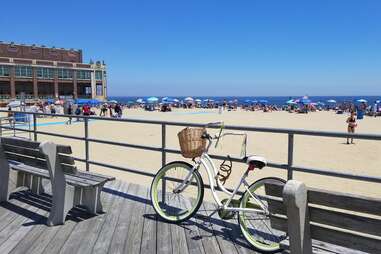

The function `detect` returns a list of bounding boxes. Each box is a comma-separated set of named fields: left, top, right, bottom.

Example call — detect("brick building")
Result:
left=0, top=41, right=107, bottom=103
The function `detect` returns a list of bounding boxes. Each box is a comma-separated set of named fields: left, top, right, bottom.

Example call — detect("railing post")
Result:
left=288, top=133, right=294, bottom=180
left=161, top=123, right=166, bottom=203
left=33, top=114, right=37, bottom=141
left=84, top=117, right=90, bottom=171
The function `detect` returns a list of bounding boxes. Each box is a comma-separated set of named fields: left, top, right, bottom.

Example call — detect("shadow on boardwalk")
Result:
left=0, top=180, right=274, bottom=254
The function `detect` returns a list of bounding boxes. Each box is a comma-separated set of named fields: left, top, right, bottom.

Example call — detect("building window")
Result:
left=0, top=66, right=10, bottom=77
left=85, top=86, right=92, bottom=95
left=95, top=71, right=102, bottom=80
left=76, top=70, right=91, bottom=80
left=36, top=67, right=55, bottom=79
left=96, top=84, right=103, bottom=96
left=57, top=68, right=73, bottom=79
left=15, top=65, right=33, bottom=77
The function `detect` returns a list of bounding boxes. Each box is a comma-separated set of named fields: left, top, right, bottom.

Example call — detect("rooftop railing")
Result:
left=1, top=110, right=381, bottom=186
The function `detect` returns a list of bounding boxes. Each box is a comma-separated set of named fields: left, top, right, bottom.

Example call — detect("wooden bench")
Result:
left=0, top=137, right=115, bottom=226
left=265, top=180, right=381, bottom=254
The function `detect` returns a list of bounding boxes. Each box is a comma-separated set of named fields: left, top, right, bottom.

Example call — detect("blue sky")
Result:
left=1, top=1, right=380, bottom=96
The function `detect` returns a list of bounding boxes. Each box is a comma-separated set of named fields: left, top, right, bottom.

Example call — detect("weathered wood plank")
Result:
left=75, top=181, right=123, bottom=254
left=310, top=224, right=381, bottom=254
left=107, top=183, right=139, bottom=254
left=91, top=182, right=131, bottom=254
left=0, top=193, right=49, bottom=254
left=308, top=188, right=381, bottom=216
left=309, top=206, right=381, bottom=237
left=2, top=144, right=74, bottom=165
left=124, top=185, right=148, bottom=254
left=156, top=214, right=172, bottom=254
left=0, top=137, right=72, bottom=154
left=192, top=206, right=221, bottom=254
left=202, top=202, right=239, bottom=254
left=0, top=195, right=41, bottom=249
left=140, top=200, right=157, bottom=254
left=60, top=181, right=122, bottom=254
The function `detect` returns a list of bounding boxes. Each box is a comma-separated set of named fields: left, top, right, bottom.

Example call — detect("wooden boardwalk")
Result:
left=0, top=180, right=277, bottom=254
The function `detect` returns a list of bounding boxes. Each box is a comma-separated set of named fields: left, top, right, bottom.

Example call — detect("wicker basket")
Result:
left=178, top=127, right=206, bottom=158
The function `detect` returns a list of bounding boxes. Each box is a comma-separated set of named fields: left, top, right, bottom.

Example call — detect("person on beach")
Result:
left=66, top=103, right=72, bottom=125
left=346, top=111, right=357, bottom=144
left=83, top=104, right=91, bottom=116
left=50, top=104, right=56, bottom=116
left=7, top=107, right=15, bottom=127
left=75, top=105, right=81, bottom=121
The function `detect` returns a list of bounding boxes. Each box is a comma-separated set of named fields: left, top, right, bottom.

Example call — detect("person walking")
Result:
left=346, top=111, right=357, bottom=144
left=66, top=103, right=73, bottom=125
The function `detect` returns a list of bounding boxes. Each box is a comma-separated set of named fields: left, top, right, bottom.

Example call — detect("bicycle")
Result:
left=150, top=122, right=286, bottom=252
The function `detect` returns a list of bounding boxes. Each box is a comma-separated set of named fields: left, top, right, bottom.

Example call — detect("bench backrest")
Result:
left=0, top=137, right=77, bottom=175
left=265, top=181, right=381, bottom=253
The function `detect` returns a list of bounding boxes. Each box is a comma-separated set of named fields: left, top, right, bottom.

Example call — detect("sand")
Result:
left=3, top=108, right=381, bottom=199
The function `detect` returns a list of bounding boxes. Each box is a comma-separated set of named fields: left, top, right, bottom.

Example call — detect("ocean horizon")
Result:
left=109, top=95, right=381, bottom=106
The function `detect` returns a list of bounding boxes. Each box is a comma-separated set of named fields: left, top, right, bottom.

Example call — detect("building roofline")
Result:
left=0, top=41, right=82, bottom=52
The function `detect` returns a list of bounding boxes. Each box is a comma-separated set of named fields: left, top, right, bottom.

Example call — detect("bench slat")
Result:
left=310, top=224, right=381, bottom=254
left=10, top=164, right=104, bottom=187
left=308, top=188, right=381, bottom=216
left=2, top=144, right=75, bottom=165
left=75, top=171, right=115, bottom=183
left=0, top=137, right=72, bottom=154
left=310, top=206, right=381, bottom=237
left=5, top=152, right=77, bottom=174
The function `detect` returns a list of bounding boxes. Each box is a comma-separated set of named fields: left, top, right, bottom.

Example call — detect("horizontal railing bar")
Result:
left=1, top=110, right=381, bottom=140
left=76, top=157, right=241, bottom=193
left=87, top=138, right=162, bottom=152
left=290, top=166, right=381, bottom=184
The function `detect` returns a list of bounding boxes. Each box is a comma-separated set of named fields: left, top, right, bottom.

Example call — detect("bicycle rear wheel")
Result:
left=150, top=161, right=204, bottom=223
left=239, top=177, right=286, bottom=253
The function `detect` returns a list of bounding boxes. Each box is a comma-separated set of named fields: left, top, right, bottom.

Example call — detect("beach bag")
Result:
left=178, top=127, right=206, bottom=158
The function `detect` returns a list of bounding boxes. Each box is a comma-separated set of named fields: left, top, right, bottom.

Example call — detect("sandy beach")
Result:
left=3, top=108, right=381, bottom=199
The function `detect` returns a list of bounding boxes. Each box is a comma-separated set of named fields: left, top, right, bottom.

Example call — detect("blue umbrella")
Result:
left=244, top=99, right=252, bottom=103
left=259, top=99, right=268, bottom=104
left=356, top=99, right=367, bottom=103
left=147, top=97, right=159, bottom=103
left=136, top=98, right=144, bottom=103
left=300, top=98, right=312, bottom=104
left=327, top=99, right=336, bottom=103
left=286, top=99, right=297, bottom=105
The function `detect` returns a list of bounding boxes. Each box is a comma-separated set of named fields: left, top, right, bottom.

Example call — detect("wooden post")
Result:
left=283, top=180, right=312, bottom=254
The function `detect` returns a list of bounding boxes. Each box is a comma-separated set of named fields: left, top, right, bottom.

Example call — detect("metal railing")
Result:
left=1, top=110, right=381, bottom=185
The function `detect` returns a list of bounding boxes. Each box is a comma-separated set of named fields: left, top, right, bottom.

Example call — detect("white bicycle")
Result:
left=150, top=122, right=286, bottom=252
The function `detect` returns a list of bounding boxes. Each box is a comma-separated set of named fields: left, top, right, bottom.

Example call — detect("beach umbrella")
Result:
left=244, top=99, right=252, bottom=103
left=259, top=99, right=268, bottom=104
left=376, top=100, right=380, bottom=104
left=146, top=97, right=159, bottom=103
left=173, top=98, right=179, bottom=102
left=161, top=97, right=168, bottom=102
left=46, top=99, right=55, bottom=104
left=195, top=99, right=202, bottom=103
left=327, top=99, right=336, bottom=103
left=356, top=99, right=367, bottom=103
left=108, top=100, right=118, bottom=104
left=184, top=97, right=194, bottom=101
left=286, top=99, right=296, bottom=105
left=136, top=98, right=144, bottom=103
left=300, top=98, right=312, bottom=104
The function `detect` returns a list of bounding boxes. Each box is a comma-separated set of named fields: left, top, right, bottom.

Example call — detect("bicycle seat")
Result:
left=243, top=155, right=267, bottom=169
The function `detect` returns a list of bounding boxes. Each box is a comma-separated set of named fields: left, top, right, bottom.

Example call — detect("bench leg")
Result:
left=82, top=185, right=104, bottom=214
left=30, top=176, right=44, bottom=195
left=47, top=184, right=75, bottom=226
left=0, top=165, right=9, bottom=202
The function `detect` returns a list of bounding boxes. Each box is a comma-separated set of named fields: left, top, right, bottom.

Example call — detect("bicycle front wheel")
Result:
left=239, top=177, right=286, bottom=253
left=150, top=161, right=204, bottom=223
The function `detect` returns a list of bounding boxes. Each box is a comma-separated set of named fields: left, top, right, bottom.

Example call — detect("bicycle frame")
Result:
left=174, top=152, right=269, bottom=215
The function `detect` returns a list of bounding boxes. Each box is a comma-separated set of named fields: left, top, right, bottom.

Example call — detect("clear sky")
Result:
left=1, top=1, right=380, bottom=96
